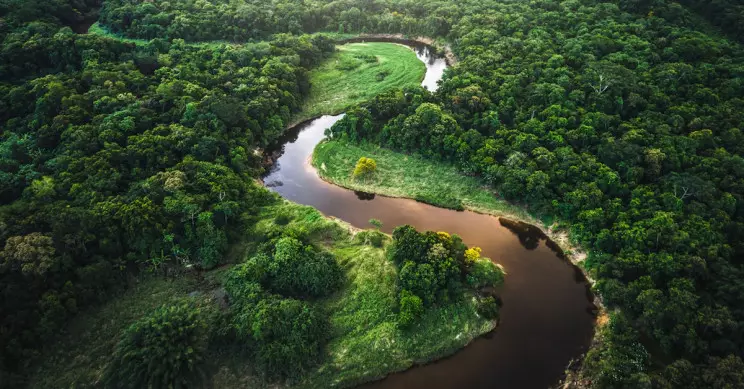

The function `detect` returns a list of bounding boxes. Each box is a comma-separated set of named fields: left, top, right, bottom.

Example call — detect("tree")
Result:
left=103, top=300, right=210, bottom=389
left=0, top=233, right=56, bottom=276
left=398, top=289, right=424, bottom=328
left=353, top=157, right=377, bottom=179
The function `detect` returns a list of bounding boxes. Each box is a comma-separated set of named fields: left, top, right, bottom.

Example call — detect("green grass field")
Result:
left=31, top=200, right=496, bottom=389
left=313, top=140, right=541, bottom=223
left=295, top=42, right=426, bottom=123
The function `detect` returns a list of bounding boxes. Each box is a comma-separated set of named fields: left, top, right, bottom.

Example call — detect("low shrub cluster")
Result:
left=224, top=236, right=343, bottom=378
left=389, top=225, right=503, bottom=327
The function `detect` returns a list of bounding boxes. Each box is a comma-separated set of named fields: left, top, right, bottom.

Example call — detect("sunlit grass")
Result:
left=295, top=42, right=425, bottom=123
left=312, top=140, right=539, bottom=222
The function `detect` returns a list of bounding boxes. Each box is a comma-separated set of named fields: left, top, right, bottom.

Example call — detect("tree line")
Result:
left=321, top=1, right=744, bottom=387
left=0, top=0, right=335, bottom=383
left=3, top=0, right=744, bottom=387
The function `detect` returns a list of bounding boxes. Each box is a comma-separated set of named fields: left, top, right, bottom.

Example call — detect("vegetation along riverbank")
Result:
left=30, top=199, right=504, bottom=389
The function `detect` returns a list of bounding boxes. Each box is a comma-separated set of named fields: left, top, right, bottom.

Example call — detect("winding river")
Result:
left=264, top=44, right=595, bottom=389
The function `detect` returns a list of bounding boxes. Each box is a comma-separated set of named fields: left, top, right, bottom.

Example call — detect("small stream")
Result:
left=263, top=44, right=595, bottom=389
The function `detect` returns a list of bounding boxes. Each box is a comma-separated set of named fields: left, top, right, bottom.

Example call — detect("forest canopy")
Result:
left=3, top=0, right=744, bottom=388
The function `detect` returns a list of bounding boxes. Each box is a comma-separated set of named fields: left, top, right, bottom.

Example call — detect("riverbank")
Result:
left=311, top=140, right=606, bottom=387
left=311, top=139, right=601, bottom=294
left=30, top=199, right=502, bottom=389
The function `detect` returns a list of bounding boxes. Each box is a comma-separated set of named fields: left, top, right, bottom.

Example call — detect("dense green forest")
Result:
left=2, top=0, right=744, bottom=387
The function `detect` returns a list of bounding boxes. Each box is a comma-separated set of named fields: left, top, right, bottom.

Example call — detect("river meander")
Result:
left=263, top=43, right=595, bottom=389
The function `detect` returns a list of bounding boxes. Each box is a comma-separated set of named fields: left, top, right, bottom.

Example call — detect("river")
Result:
left=263, top=43, right=595, bottom=389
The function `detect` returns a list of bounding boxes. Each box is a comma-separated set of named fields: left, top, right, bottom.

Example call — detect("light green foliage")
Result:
left=102, top=299, right=210, bottom=389
left=297, top=43, right=425, bottom=122
left=467, top=258, right=505, bottom=289
left=312, top=140, right=534, bottom=219
left=352, top=156, right=377, bottom=178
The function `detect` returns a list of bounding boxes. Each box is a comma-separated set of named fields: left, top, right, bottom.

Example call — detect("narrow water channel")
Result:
left=263, top=44, right=595, bottom=389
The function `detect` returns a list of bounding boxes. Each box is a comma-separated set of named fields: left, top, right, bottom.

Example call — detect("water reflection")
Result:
left=355, top=191, right=376, bottom=200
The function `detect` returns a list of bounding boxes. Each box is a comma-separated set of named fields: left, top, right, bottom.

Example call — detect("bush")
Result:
left=268, top=237, right=342, bottom=298
left=224, top=257, right=269, bottom=310
left=103, top=300, right=209, bottom=389
left=354, top=230, right=386, bottom=247
left=233, top=297, right=328, bottom=378
left=398, top=289, right=424, bottom=328
left=467, top=258, right=505, bottom=289
left=376, top=70, right=391, bottom=81
left=354, top=53, right=378, bottom=63
left=476, top=296, right=500, bottom=320
left=274, top=212, right=291, bottom=225
left=352, top=157, right=377, bottom=178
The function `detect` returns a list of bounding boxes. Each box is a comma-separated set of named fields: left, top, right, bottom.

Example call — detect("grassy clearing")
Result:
left=32, top=199, right=495, bottom=389
left=295, top=42, right=425, bottom=123
left=313, top=140, right=539, bottom=223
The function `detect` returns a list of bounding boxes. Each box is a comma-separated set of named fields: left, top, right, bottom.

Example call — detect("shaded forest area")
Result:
left=2, top=0, right=744, bottom=388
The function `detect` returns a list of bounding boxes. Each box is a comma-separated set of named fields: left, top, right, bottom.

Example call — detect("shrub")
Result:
left=268, top=237, right=342, bottom=298
left=103, top=300, right=209, bottom=389
left=233, top=297, right=328, bottom=378
left=352, top=157, right=377, bottom=178
left=376, top=70, right=391, bottom=81
left=224, top=257, right=269, bottom=310
left=368, top=218, right=383, bottom=229
left=354, top=230, right=386, bottom=247
left=354, top=53, right=378, bottom=63
left=466, top=258, right=505, bottom=289
left=476, top=296, right=500, bottom=320
left=274, top=211, right=291, bottom=225
left=398, top=289, right=424, bottom=328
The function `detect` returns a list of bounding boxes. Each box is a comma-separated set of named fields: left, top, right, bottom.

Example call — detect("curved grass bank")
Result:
left=296, top=42, right=426, bottom=124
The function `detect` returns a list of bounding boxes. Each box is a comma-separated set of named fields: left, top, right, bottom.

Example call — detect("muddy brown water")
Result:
left=263, top=44, right=595, bottom=389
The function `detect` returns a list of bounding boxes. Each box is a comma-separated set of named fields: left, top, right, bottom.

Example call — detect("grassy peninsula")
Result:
left=296, top=42, right=426, bottom=123
left=312, top=140, right=539, bottom=223
left=31, top=200, right=501, bottom=389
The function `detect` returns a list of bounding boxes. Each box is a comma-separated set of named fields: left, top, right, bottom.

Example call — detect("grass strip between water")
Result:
left=312, top=139, right=540, bottom=223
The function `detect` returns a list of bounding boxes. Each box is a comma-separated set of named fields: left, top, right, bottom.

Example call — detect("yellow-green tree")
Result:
left=353, top=157, right=377, bottom=178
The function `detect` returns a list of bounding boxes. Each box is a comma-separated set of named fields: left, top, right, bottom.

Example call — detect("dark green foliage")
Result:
left=0, top=7, right=335, bottom=378
left=102, top=299, right=209, bottom=389
left=390, top=225, right=499, bottom=326
left=318, top=1, right=744, bottom=386
left=268, top=237, right=342, bottom=298
left=232, top=296, right=328, bottom=379
left=6, top=0, right=744, bottom=385
left=223, top=236, right=340, bottom=378
left=398, top=289, right=424, bottom=328
left=475, top=297, right=499, bottom=320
